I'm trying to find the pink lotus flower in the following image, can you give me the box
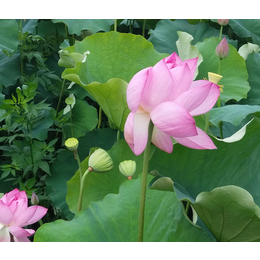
[124,52,220,155]
[0,188,47,242]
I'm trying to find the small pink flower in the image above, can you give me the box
[218,19,229,26]
[124,52,220,155]
[215,37,229,59]
[0,188,47,242]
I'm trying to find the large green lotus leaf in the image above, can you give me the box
[228,19,260,44]
[149,118,260,207]
[84,78,130,132]
[192,185,260,242]
[0,51,20,87]
[60,31,168,85]
[148,19,220,54]
[0,19,19,56]
[46,128,118,219]
[195,37,250,103]
[66,139,144,213]
[52,19,114,35]
[239,52,260,105]
[209,104,260,126]
[35,174,214,242]
[63,99,98,139]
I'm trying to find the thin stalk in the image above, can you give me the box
[75,151,83,182]
[204,112,210,134]
[69,105,74,137]
[77,168,92,212]
[114,19,117,31]
[129,19,132,33]
[38,219,43,226]
[117,130,120,141]
[185,201,191,214]
[217,59,222,108]
[219,25,223,40]
[56,78,66,113]
[138,120,154,242]
[142,19,146,37]
[97,106,102,129]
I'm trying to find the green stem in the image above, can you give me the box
[114,19,117,31]
[142,19,146,37]
[56,78,66,113]
[38,219,43,226]
[97,106,102,129]
[75,151,83,182]
[217,59,222,108]
[77,168,92,212]
[117,130,120,141]
[138,120,154,242]
[219,25,223,40]
[129,19,132,33]
[69,105,74,137]
[204,112,210,134]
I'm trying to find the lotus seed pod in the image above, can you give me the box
[65,96,74,105]
[65,137,79,152]
[88,148,113,173]
[119,160,136,178]
[208,72,223,85]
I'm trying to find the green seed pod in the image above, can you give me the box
[88,148,113,173]
[119,160,136,178]
[65,137,79,152]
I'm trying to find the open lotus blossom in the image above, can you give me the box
[0,188,47,242]
[124,52,220,155]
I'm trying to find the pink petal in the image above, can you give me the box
[0,225,10,242]
[169,63,193,100]
[183,57,198,79]
[124,112,151,156]
[0,200,13,225]
[14,236,31,242]
[9,226,35,238]
[140,59,174,112]
[0,188,20,205]
[15,205,47,227]
[164,52,183,68]
[151,126,173,153]
[26,206,47,225]
[10,198,28,218]
[174,127,217,149]
[127,67,150,112]
[174,80,220,116]
[150,101,197,138]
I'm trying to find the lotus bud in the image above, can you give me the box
[208,72,223,85]
[119,160,136,180]
[65,137,79,152]
[88,148,113,173]
[31,192,39,205]
[218,19,229,26]
[215,37,229,59]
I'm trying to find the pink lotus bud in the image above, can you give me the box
[31,191,39,205]
[218,19,229,26]
[215,37,229,59]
